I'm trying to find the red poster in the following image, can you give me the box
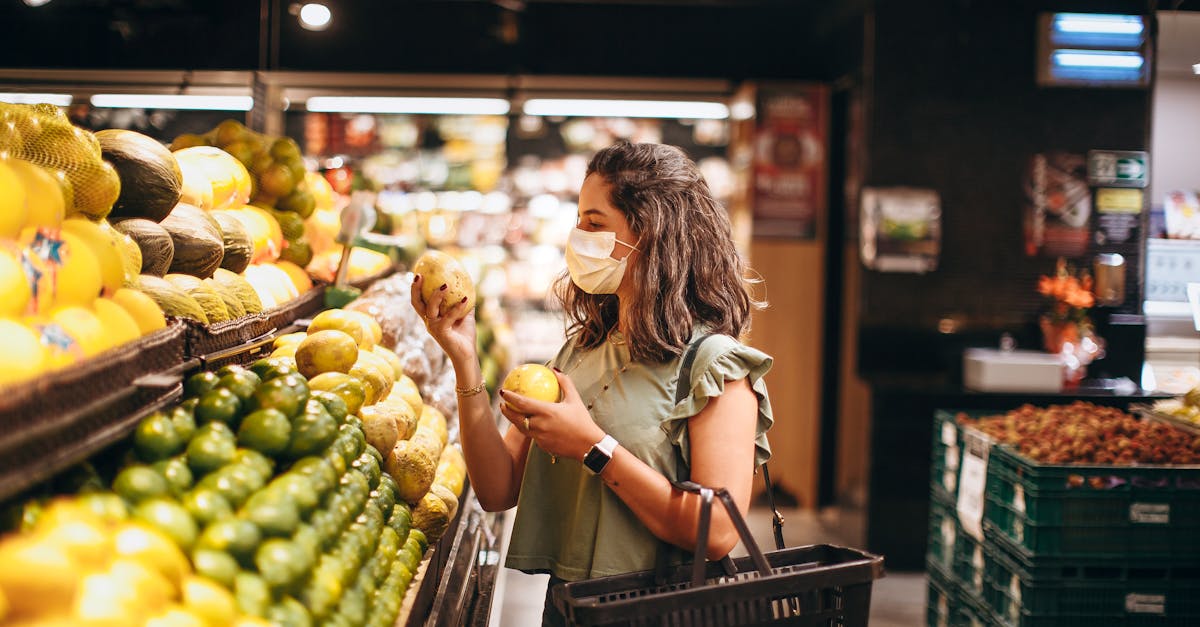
[752,84,829,239]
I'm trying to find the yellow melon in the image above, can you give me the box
[173,146,252,212]
[110,288,166,335]
[7,157,65,229]
[19,227,103,314]
[0,319,47,385]
[0,241,31,318]
[273,260,312,294]
[0,158,29,238]
[61,218,125,297]
[92,297,141,348]
[51,305,109,356]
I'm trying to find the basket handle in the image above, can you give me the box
[674,480,773,586]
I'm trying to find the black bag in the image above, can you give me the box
[549,335,885,626]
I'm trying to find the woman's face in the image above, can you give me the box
[577,174,638,261]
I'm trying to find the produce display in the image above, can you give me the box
[0,299,468,625]
[958,401,1200,465]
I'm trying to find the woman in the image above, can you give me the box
[411,141,773,624]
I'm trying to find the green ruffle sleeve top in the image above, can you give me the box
[504,331,774,581]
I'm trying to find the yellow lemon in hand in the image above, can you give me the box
[501,364,561,409]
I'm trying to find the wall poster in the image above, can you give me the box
[1023,152,1091,258]
[752,84,829,239]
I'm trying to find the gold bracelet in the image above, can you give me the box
[455,381,487,397]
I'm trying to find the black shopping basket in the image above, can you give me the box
[551,481,885,626]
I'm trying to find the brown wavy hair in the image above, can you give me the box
[556,141,763,364]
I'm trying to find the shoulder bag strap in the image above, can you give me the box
[675,333,785,552]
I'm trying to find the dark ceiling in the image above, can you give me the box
[0,0,868,80]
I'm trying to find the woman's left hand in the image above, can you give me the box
[498,370,606,462]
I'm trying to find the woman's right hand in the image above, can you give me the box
[410,274,478,366]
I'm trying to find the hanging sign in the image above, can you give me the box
[1087,150,1148,188]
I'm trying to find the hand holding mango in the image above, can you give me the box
[412,250,475,316]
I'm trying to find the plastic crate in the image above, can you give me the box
[984,444,1200,561]
[931,410,965,502]
[983,534,1200,627]
[927,564,956,627]
[927,491,958,575]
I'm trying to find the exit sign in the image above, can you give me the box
[1088,150,1148,188]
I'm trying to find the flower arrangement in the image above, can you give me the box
[1037,258,1103,384]
[1037,258,1095,329]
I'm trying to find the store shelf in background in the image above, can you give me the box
[0,321,188,501]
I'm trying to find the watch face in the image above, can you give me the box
[584,447,610,474]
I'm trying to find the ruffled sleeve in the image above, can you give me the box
[662,335,774,470]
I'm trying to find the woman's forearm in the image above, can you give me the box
[452,358,529,511]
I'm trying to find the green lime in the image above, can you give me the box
[113,465,170,504]
[184,371,221,398]
[324,446,348,476]
[335,583,367,626]
[181,397,199,412]
[377,474,399,502]
[408,527,428,553]
[249,357,299,382]
[76,492,129,524]
[355,561,379,598]
[170,405,197,442]
[334,428,362,464]
[267,595,313,627]
[134,497,199,550]
[301,556,343,621]
[368,488,394,523]
[307,372,365,416]
[182,488,234,526]
[235,571,271,617]
[256,538,307,588]
[217,371,261,402]
[343,414,364,434]
[308,508,339,550]
[269,474,319,518]
[196,387,243,426]
[198,518,263,566]
[285,406,338,460]
[187,423,238,476]
[391,559,414,590]
[240,489,300,538]
[196,465,257,509]
[192,548,239,588]
[134,411,183,462]
[352,453,382,491]
[250,377,304,418]
[376,527,401,565]
[216,364,250,378]
[363,442,384,466]
[292,523,321,558]
[339,469,370,509]
[151,456,194,497]
[232,448,276,479]
[287,456,337,496]
[310,390,349,424]
[388,503,412,545]
[237,408,292,457]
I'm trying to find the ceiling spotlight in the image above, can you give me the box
[292,3,332,31]
[1194,63,1200,75]
[23,0,52,6]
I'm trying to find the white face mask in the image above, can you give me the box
[565,227,640,294]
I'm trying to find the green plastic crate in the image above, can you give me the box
[984,444,1200,561]
[931,410,965,502]
[983,534,1200,627]
[927,491,958,575]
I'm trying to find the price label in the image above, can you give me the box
[1130,503,1170,524]
[1125,593,1166,615]
[956,430,990,542]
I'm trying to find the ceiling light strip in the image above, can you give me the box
[0,92,72,106]
[90,94,254,111]
[522,98,729,119]
[305,96,510,115]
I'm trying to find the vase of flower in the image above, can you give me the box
[1037,258,1105,386]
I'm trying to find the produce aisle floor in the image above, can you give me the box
[488,504,925,626]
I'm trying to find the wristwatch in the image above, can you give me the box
[583,435,618,475]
